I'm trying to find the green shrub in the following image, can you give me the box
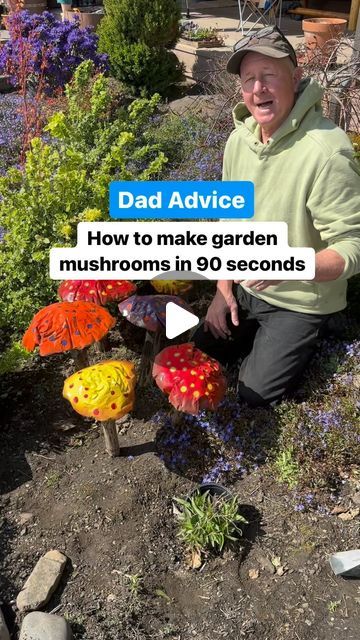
[0,61,167,336]
[0,341,33,375]
[98,0,183,97]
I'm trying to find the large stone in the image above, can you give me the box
[16,550,67,613]
[19,612,73,640]
[0,608,10,640]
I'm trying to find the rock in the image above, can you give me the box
[19,513,34,526]
[338,507,360,521]
[256,554,276,575]
[19,612,73,640]
[352,492,360,506]
[0,607,10,640]
[248,568,259,580]
[16,550,67,612]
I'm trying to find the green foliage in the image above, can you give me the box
[274,448,300,488]
[124,573,143,597]
[0,341,32,375]
[184,26,223,43]
[145,112,202,167]
[0,61,167,335]
[327,600,341,613]
[98,0,183,96]
[348,132,360,162]
[274,337,360,497]
[174,490,247,556]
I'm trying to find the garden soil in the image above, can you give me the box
[1,323,359,640]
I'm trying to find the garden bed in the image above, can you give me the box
[0,318,360,639]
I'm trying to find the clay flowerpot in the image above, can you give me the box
[63,7,104,30]
[1,13,9,28]
[302,17,347,62]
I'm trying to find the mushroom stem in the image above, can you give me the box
[102,419,120,457]
[170,407,183,427]
[138,330,162,387]
[96,336,111,353]
[71,348,89,371]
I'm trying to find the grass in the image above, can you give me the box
[174,490,247,564]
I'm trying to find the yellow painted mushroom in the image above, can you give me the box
[63,360,136,457]
[151,280,192,296]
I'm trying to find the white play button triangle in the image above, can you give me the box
[166,302,199,339]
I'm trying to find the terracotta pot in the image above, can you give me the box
[17,0,47,12]
[1,13,9,28]
[302,17,347,61]
[63,7,104,29]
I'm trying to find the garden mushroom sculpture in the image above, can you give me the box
[58,279,136,306]
[22,301,116,369]
[152,342,227,415]
[63,360,136,456]
[58,280,136,352]
[118,294,194,386]
[151,279,192,296]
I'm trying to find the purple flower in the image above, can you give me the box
[0,10,109,96]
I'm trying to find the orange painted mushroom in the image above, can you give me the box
[58,280,135,352]
[63,360,136,456]
[22,301,116,369]
[58,279,136,306]
[152,343,226,415]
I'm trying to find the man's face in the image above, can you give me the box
[240,52,302,138]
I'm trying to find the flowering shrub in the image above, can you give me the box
[146,112,231,181]
[155,398,276,483]
[0,11,108,95]
[0,94,23,174]
[275,336,360,508]
[0,61,167,334]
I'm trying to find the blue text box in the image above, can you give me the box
[109,181,254,219]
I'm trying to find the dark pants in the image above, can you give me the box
[193,286,333,407]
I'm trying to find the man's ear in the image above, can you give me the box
[293,66,303,91]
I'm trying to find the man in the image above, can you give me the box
[194,26,360,407]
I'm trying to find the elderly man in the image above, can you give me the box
[194,26,360,407]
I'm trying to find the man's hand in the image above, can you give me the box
[235,279,283,291]
[204,282,239,339]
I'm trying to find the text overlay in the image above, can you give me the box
[50,222,315,280]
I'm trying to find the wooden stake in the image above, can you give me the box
[102,419,120,457]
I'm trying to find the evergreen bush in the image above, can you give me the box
[98,0,183,97]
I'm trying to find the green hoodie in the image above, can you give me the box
[222,78,360,315]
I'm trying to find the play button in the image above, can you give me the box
[166,302,199,339]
